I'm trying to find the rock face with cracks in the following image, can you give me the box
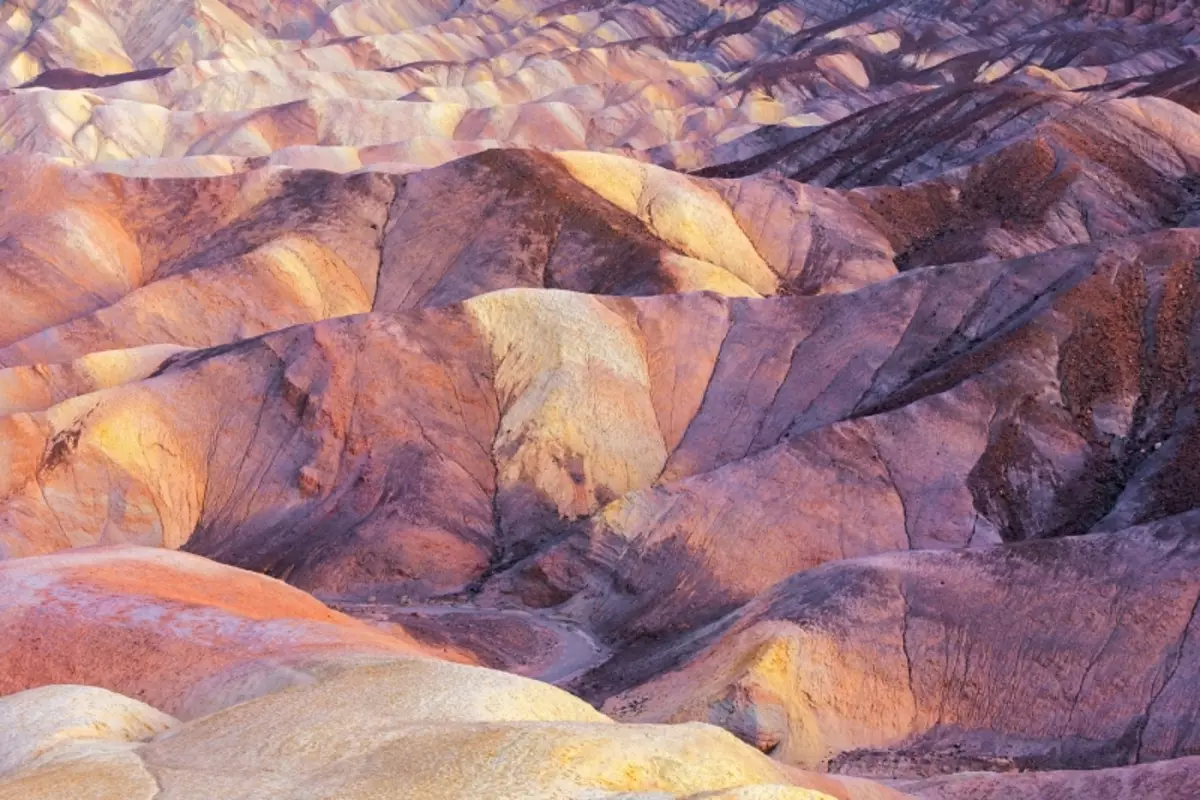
[599,514,1200,774]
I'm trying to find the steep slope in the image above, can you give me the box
[704,94,1200,268]
[0,149,896,372]
[486,229,1200,641]
[0,545,904,800]
[0,546,465,718]
[2,0,1200,796]
[8,222,1192,593]
[601,513,1200,775]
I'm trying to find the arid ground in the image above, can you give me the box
[0,0,1199,797]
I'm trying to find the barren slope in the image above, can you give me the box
[1,0,1200,798]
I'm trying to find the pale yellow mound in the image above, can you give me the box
[554,151,779,294]
[0,661,856,800]
[0,685,177,776]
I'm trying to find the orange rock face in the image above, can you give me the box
[0,546,469,719]
[2,0,1200,797]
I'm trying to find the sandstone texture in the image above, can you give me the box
[0,546,899,800]
[1,0,1200,797]
[600,514,1200,773]
[901,756,1200,799]
[0,546,472,718]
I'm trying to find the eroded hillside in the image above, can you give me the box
[0,1,1199,798]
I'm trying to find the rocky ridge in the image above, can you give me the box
[1,0,1200,798]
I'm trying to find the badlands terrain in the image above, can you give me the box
[0,0,1200,797]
